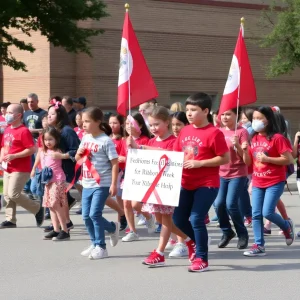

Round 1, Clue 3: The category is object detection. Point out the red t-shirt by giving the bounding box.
[250,134,292,188]
[173,124,228,190]
[74,127,85,140]
[148,135,176,150]
[120,135,150,169]
[219,126,248,179]
[1,125,34,173]
[112,138,125,170]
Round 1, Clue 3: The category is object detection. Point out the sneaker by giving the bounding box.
[120,215,127,231]
[297,231,300,238]
[263,227,271,235]
[218,231,236,248]
[166,238,177,251]
[186,239,196,262]
[44,225,54,232]
[68,196,76,210]
[122,231,139,242]
[0,220,17,229]
[210,215,219,223]
[75,208,82,215]
[188,258,209,273]
[35,206,45,227]
[237,235,249,250]
[155,224,162,233]
[109,222,119,247]
[146,215,156,234]
[67,221,74,230]
[81,245,95,257]
[142,250,165,267]
[89,245,108,260]
[169,243,188,258]
[204,215,210,225]
[52,230,70,241]
[43,231,59,240]
[137,215,146,226]
[244,217,252,227]
[125,227,130,234]
[243,244,266,257]
[283,219,295,246]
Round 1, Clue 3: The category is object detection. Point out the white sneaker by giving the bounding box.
[169,243,188,258]
[137,215,146,226]
[166,238,177,251]
[146,215,156,234]
[81,245,95,257]
[89,245,108,260]
[109,222,120,247]
[122,231,139,242]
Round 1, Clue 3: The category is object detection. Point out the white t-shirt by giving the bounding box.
[79,133,118,188]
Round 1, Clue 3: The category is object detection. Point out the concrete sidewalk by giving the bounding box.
[0,192,299,300]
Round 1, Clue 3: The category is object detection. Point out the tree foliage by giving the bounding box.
[260,0,300,77]
[0,0,109,71]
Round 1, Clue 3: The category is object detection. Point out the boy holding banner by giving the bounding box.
[173,93,230,272]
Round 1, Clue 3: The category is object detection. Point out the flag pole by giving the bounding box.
[235,17,245,134]
[125,3,131,117]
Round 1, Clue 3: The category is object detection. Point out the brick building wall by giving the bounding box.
[1,0,300,134]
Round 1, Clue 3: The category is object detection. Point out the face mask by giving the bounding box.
[5,114,15,124]
[252,120,265,132]
[242,121,251,129]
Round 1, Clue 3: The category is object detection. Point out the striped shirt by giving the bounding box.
[80,133,118,188]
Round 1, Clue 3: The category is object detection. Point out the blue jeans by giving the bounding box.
[252,182,289,246]
[82,187,116,249]
[173,187,218,261]
[239,177,252,218]
[24,154,35,193]
[215,177,248,237]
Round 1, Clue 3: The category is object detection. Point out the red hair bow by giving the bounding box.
[51,99,61,110]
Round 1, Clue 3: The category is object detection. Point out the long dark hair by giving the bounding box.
[242,107,255,123]
[172,111,189,125]
[48,104,70,131]
[274,112,288,139]
[252,106,279,141]
[83,106,112,136]
[125,112,151,138]
[42,127,61,152]
[109,113,125,140]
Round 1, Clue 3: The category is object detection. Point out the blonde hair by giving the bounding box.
[170,102,185,112]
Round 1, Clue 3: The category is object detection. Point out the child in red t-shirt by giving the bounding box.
[173,93,229,272]
[120,113,155,242]
[108,114,127,231]
[214,108,249,250]
[127,106,189,266]
[74,112,85,140]
[242,106,295,257]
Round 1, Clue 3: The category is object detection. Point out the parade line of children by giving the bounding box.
[0,93,298,273]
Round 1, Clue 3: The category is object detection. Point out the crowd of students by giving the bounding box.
[0,92,299,273]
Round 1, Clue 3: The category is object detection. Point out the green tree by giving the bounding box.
[260,0,300,77]
[0,0,109,71]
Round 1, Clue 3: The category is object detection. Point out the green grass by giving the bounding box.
[0,178,3,194]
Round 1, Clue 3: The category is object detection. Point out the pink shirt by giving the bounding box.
[219,126,248,179]
[40,150,66,182]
